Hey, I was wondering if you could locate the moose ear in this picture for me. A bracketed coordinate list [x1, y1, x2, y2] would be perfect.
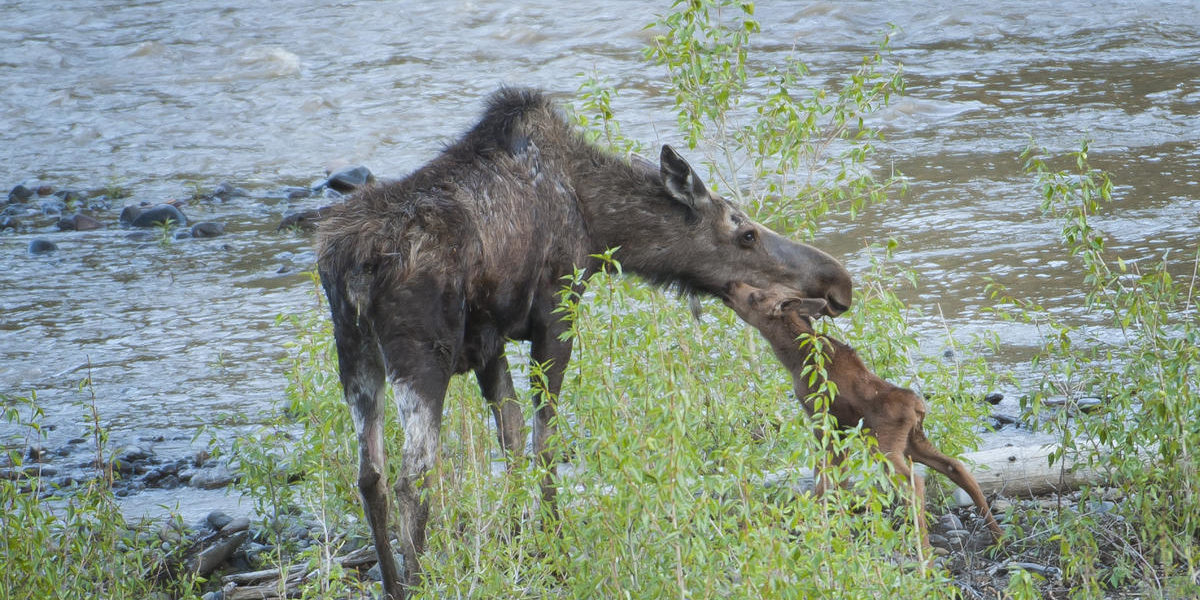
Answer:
[630, 152, 657, 174]
[660, 144, 711, 210]
[775, 297, 828, 319]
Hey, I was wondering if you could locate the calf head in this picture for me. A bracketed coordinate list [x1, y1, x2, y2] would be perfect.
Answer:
[649, 146, 853, 317]
[722, 281, 828, 342]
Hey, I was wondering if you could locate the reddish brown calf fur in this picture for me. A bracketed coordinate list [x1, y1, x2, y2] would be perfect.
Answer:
[724, 282, 1003, 548]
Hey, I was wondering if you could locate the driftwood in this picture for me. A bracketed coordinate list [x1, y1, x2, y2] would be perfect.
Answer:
[760, 442, 1111, 504]
[220, 545, 377, 600]
[952, 443, 1107, 501]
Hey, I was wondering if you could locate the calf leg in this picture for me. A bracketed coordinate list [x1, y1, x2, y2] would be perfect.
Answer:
[907, 427, 1004, 540]
[874, 422, 930, 548]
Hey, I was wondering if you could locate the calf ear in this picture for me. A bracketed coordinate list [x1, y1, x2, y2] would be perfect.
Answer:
[660, 145, 711, 210]
[777, 298, 828, 318]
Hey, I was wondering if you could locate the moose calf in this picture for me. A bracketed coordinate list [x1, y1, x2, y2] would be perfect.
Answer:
[723, 282, 1004, 548]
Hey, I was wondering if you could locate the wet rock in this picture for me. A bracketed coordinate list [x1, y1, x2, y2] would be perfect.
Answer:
[984, 392, 1003, 405]
[935, 513, 963, 532]
[28, 239, 57, 254]
[119, 204, 142, 225]
[990, 413, 1017, 430]
[39, 197, 67, 215]
[207, 511, 234, 531]
[130, 203, 187, 227]
[1075, 396, 1103, 413]
[57, 213, 104, 231]
[284, 186, 311, 199]
[53, 189, 86, 204]
[8, 184, 34, 203]
[320, 165, 373, 193]
[190, 222, 225, 238]
[26, 443, 48, 461]
[0, 216, 20, 230]
[210, 181, 249, 200]
[277, 206, 329, 232]
[189, 464, 235, 490]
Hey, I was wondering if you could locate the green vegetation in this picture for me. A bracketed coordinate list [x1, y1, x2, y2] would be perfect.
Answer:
[986, 142, 1200, 598]
[2, 1, 1196, 598]
[1, 383, 201, 599]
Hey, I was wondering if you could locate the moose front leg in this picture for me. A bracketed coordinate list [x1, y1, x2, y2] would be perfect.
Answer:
[476, 353, 526, 467]
[530, 327, 573, 525]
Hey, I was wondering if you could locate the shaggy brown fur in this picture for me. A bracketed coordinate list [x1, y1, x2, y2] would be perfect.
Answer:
[316, 88, 855, 599]
[723, 282, 1004, 548]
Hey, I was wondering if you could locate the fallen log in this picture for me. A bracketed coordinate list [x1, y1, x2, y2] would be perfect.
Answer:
[758, 442, 1111, 504]
[955, 443, 1107, 500]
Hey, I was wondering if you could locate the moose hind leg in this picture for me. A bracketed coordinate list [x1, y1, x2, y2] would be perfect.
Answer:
[392, 377, 448, 589]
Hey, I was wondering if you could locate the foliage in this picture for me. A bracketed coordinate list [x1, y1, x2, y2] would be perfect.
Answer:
[0, 384, 201, 600]
[988, 141, 1200, 596]
[641, 0, 906, 235]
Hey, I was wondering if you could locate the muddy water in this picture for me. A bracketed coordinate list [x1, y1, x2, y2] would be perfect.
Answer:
[2, 1, 1198, 519]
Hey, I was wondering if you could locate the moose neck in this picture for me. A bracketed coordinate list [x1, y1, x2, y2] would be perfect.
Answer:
[568, 147, 704, 289]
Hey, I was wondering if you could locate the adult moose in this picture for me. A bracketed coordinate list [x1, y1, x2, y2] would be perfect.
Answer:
[316, 87, 853, 599]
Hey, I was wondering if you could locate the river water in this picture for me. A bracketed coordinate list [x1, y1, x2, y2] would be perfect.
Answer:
[2, 1, 1198, 519]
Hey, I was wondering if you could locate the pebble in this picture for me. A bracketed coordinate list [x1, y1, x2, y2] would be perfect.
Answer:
[210, 181, 249, 199]
[27, 239, 57, 254]
[320, 165, 373, 193]
[935, 513, 963, 532]
[189, 464, 235, 490]
[191, 222, 225, 238]
[130, 203, 187, 228]
[57, 213, 104, 231]
[207, 511, 234, 531]
[8, 184, 34, 203]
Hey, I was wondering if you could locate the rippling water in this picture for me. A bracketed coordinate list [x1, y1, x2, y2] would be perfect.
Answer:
[2, 1, 1198, 518]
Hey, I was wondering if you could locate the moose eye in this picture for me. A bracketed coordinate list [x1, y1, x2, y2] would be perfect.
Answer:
[738, 228, 757, 248]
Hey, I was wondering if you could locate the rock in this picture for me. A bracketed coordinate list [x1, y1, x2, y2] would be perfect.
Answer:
[27, 239, 57, 254]
[277, 206, 329, 232]
[207, 511, 234, 531]
[26, 443, 48, 461]
[190, 222, 225, 238]
[935, 513, 963, 532]
[189, 464, 235, 490]
[39, 198, 67, 215]
[57, 213, 104, 231]
[130, 204, 187, 228]
[210, 181, 249, 199]
[927, 533, 949, 547]
[222, 517, 250, 534]
[53, 189, 86, 204]
[990, 413, 1017, 425]
[984, 392, 1003, 405]
[320, 165, 373, 193]
[0, 216, 20, 230]
[284, 187, 311, 199]
[117, 444, 152, 464]
[1075, 396, 1104, 413]
[8, 184, 34, 203]
[119, 205, 143, 225]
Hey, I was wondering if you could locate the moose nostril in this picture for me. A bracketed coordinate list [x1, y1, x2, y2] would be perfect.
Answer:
[826, 296, 850, 316]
